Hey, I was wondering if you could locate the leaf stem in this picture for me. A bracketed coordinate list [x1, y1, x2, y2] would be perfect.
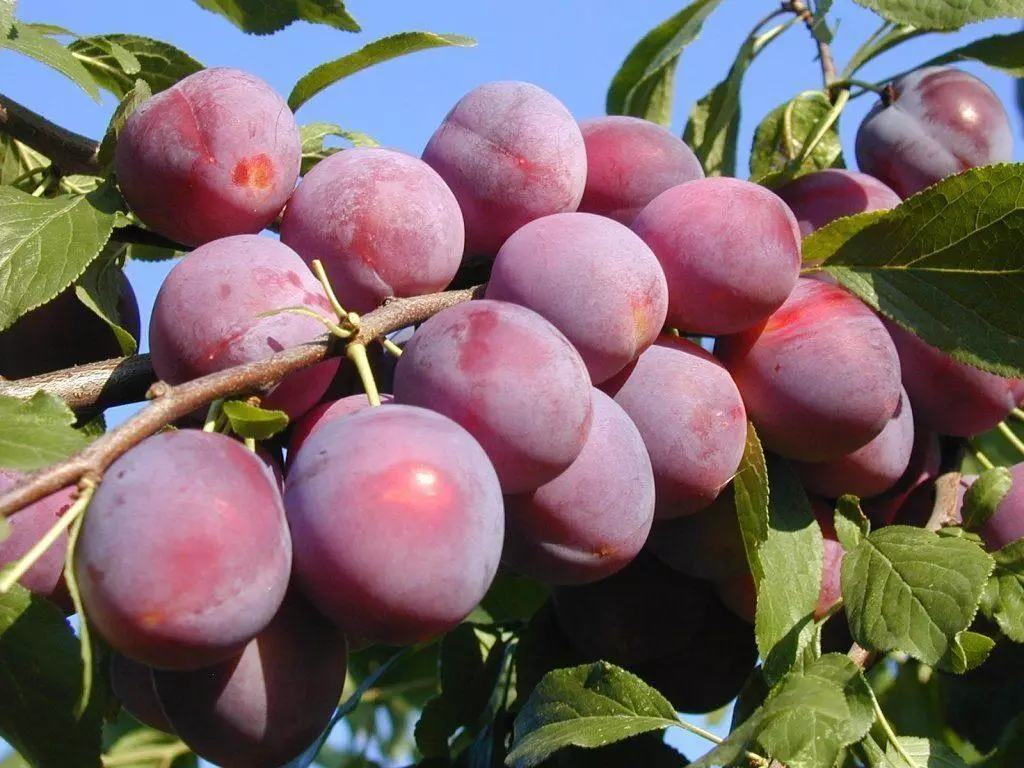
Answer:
[997, 421, 1024, 458]
[63, 478, 98, 718]
[673, 719, 768, 766]
[870, 691, 913, 765]
[203, 398, 225, 432]
[347, 342, 381, 407]
[380, 337, 404, 357]
[0, 480, 93, 593]
[973, 447, 996, 471]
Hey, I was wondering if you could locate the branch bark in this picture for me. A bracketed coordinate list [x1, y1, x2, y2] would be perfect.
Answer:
[0, 93, 101, 174]
[785, 1, 837, 88]
[0, 286, 481, 519]
[0, 354, 156, 412]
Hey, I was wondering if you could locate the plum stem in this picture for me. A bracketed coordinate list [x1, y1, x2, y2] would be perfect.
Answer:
[244, 437, 257, 452]
[0, 286, 482, 519]
[63, 477, 98, 717]
[0, 479, 94, 594]
[997, 421, 1024, 459]
[347, 342, 382, 407]
[312, 258, 348, 320]
[973, 447, 996, 471]
[1012, 407, 1024, 423]
[381, 337, 404, 357]
[202, 398, 225, 432]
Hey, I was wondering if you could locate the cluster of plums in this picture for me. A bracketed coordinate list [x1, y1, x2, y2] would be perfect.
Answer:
[1, 62, 1022, 767]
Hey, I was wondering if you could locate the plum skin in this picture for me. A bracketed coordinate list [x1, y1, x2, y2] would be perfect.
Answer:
[502, 388, 656, 585]
[855, 66, 1013, 199]
[284, 404, 505, 645]
[484, 212, 669, 384]
[774, 169, 901, 237]
[281, 147, 465, 315]
[577, 115, 704, 225]
[0, 272, 140, 379]
[422, 81, 587, 256]
[717, 278, 902, 462]
[631, 176, 802, 335]
[75, 430, 292, 670]
[115, 67, 301, 246]
[148, 234, 340, 419]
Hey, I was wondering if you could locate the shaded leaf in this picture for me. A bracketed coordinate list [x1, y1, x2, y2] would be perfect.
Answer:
[749, 90, 844, 185]
[68, 34, 203, 98]
[607, 0, 724, 123]
[74, 243, 137, 356]
[962, 467, 1013, 530]
[0, 392, 91, 471]
[1, 23, 99, 100]
[805, 163, 1024, 377]
[885, 736, 968, 768]
[853, 0, 1024, 31]
[191, 0, 359, 35]
[683, 73, 740, 177]
[981, 538, 1024, 642]
[506, 662, 678, 768]
[0, 584, 102, 767]
[0, 186, 118, 331]
[811, 0, 834, 44]
[835, 495, 869, 551]
[841, 525, 994, 670]
[917, 31, 1024, 77]
[220, 400, 288, 440]
[97, 80, 152, 172]
[0, 136, 50, 191]
[288, 32, 474, 111]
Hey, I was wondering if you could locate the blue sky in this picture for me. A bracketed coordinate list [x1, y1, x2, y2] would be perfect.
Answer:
[2, 0, 1023, 764]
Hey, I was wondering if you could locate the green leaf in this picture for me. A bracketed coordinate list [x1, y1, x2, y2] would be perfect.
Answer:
[0, 186, 118, 331]
[606, 0, 724, 124]
[191, 0, 360, 35]
[916, 31, 1024, 77]
[103, 729, 194, 768]
[68, 34, 203, 98]
[733, 421, 769, 568]
[690, 654, 873, 768]
[126, 244, 183, 262]
[963, 467, 1013, 531]
[0, 0, 14, 38]
[0, 392, 91, 471]
[835, 495, 870, 551]
[1, 23, 99, 101]
[846, 24, 929, 76]
[885, 736, 968, 768]
[841, 525, 994, 670]
[947, 629, 995, 673]
[0, 136, 50, 191]
[505, 662, 679, 768]
[96, 80, 152, 171]
[806, 163, 1024, 378]
[757, 456, 823, 683]
[299, 122, 379, 175]
[73, 243, 137, 356]
[853, 0, 1024, 31]
[478, 573, 549, 625]
[416, 626, 506, 758]
[981, 538, 1024, 642]
[749, 91, 844, 185]
[220, 400, 288, 441]
[0, 584, 102, 768]
[811, 0, 834, 44]
[683, 72, 740, 177]
[288, 32, 475, 112]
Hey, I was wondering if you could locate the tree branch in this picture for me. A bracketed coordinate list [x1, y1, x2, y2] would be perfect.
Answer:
[0, 286, 481, 518]
[0, 354, 156, 412]
[0, 93, 101, 175]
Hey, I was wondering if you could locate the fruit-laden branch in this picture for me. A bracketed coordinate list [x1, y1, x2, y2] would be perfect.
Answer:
[0, 286, 481, 519]
[0, 93, 102, 174]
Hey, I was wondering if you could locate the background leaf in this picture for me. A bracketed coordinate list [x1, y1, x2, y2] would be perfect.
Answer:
[0, 584, 102, 768]
[805, 163, 1024, 378]
[853, 0, 1024, 31]
[191, 0, 359, 35]
[885, 736, 968, 768]
[962, 467, 1013, 530]
[0, 186, 118, 331]
[916, 31, 1024, 77]
[68, 34, 203, 98]
[506, 662, 679, 768]
[0, 135, 50, 192]
[299, 122, 378, 175]
[73, 243, 137, 356]
[288, 32, 475, 111]
[749, 91, 844, 185]
[0, 392, 91, 471]
[606, 0, 724, 124]
[841, 525, 994, 670]
[981, 539, 1024, 642]
[1, 23, 99, 100]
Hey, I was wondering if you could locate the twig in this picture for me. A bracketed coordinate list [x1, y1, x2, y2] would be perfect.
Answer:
[0, 354, 156, 412]
[785, 1, 837, 87]
[927, 472, 963, 532]
[109, 224, 187, 252]
[0, 93, 101, 175]
[0, 286, 481, 518]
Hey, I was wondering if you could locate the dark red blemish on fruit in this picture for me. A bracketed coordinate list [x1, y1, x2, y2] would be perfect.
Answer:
[232, 153, 275, 190]
[218, 284, 232, 300]
[286, 271, 302, 287]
